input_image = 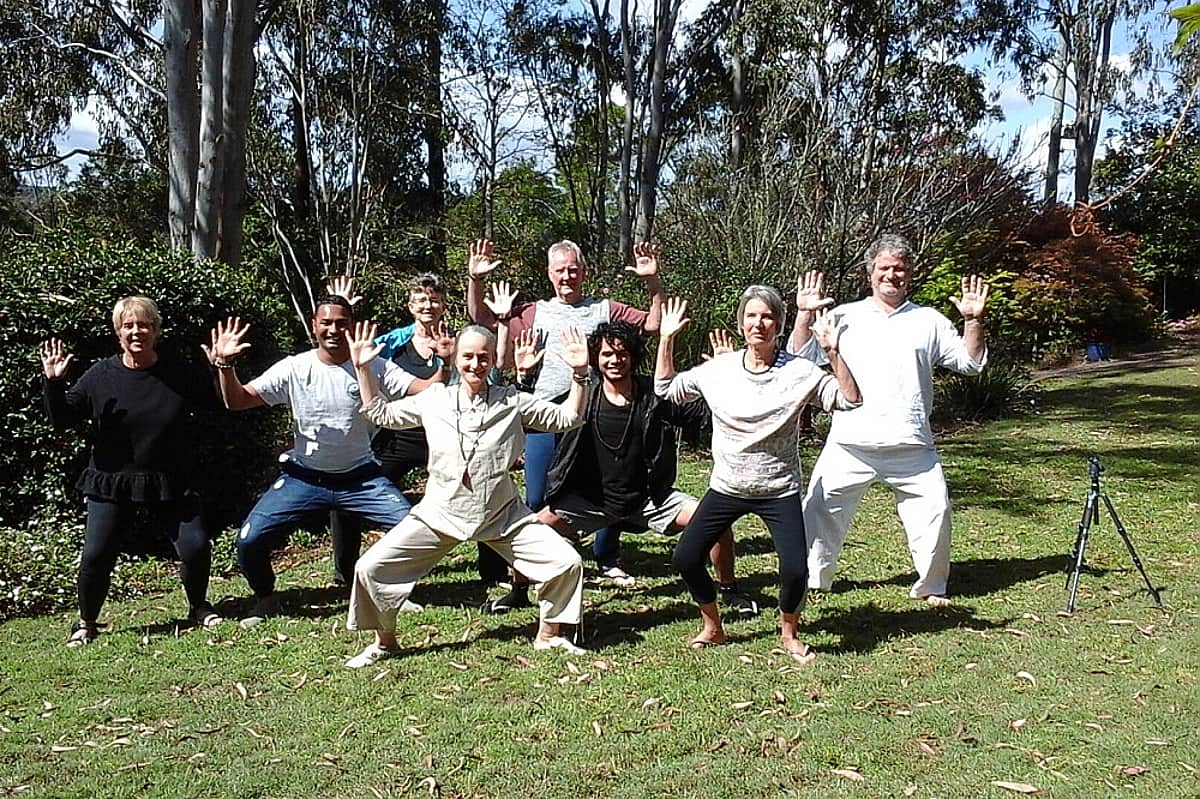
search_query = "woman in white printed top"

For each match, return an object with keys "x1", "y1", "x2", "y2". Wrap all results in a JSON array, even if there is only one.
[
  {"x1": 343, "y1": 322, "x2": 592, "y2": 667},
  {"x1": 654, "y1": 287, "x2": 860, "y2": 663}
]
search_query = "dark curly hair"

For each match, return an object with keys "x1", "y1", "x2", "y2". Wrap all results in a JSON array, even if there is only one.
[
  {"x1": 588, "y1": 321, "x2": 645, "y2": 371},
  {"x1": 312, "y1": 294, "x2": 354, "y2": 318}
]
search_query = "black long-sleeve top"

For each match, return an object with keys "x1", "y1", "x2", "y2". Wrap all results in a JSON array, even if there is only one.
[{"x1": 44, "y1": 355, "x2": 218, "y2": 502}]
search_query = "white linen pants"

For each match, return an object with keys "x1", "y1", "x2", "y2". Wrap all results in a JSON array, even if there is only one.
[
  {"x1": 804, "y1": 442, "x2": 952, "y2": 598},
  {"x1": 348, "y1": 517, "x2": 584, "y2": 632}
]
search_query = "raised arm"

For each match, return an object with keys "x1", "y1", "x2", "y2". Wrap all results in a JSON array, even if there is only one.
[
  {"x1": 466, "y1": 239, "x2": 503, "y2": 327},
  {"x1": 518, "y1": 328, "x2": 589, "y2": 431},
  {"x1": 326, "y1": 275, "x2": 363, "y2": 307},
  {"x1": 654, "y1": 297, "x2": 689, "y2": 384},
  {"x1": 41, "y1": 338, "x2": 84, "y2": 425},
  {"x1": 511, "y1": 327, "x2": 545, "y2": 390},
  {"x1": 949, "y1": 275, "x2": 988, "y2": 364},
  {"x1": 788, "y1": 270, "x2": 835, "y2": 353},
  {"x1": 484, "y1": 279, "x2": 519, "y2": 371},
  {"x1": 405, "y1": 321, "x2": 453, "y2": 393},
  {"x1": 202, "y1": 317, "x2": 264, "y2": 411},
  {"x1": 812, "y1": 308, "x2": 859, "y2": 405},
  {"x1": 627, "y1": 241, "x2": 666, "y2": 334}
]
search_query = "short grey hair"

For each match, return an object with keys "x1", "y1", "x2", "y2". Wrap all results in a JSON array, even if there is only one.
[
  {"x1": 864, "y1": 234, "x2": 916, "y2": 273},
  {"x1": 547, "y1": 239, "x2": 588, "y2": 270},
  {"x1": 736, "y1": 285, "x2": 786, "y2": 339},
  {"x1": 455, "y1": 324, "x2": 497, "y2": 356}
]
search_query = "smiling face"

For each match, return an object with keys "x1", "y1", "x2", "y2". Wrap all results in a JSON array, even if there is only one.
[
  {"x1": 407, "y1": 288, "x2": 445, "y2": 326},
  {"x1": 739, "y1": 298, "x2": 779, "y2": 347},
  {"x1": 547, "y1": 249, "x2": 586, "y2": 303},
  {"x1": 116, "y1": 311, "x2": 159, "y2": 357},
  {"x1": 311, "y1": 302, "x2": 353, "y2": 357},
  {"x1": 455, "y1": 330, "x2": 495, "y2": 392},
  {"x1": 869, "y1": 250, "x2": 912, "y2": 309},
  {"x1": 596, "y1": 338, "x2": 632, "y2": 384}
]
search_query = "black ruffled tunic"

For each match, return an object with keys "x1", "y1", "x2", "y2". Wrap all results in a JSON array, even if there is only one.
[{"x1": 44, "y1": 355, "x2": 218, "y2": 503}]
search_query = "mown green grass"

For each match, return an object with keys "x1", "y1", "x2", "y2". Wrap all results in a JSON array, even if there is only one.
[{"x1": 2, "y1": 356, "x2": 1198, "y2": 798}]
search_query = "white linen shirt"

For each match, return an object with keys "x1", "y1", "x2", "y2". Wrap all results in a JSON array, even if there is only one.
[
  {"x1": 794, "y1": 298, "x2": 986, "y2": 448},
  {"x1": 362, "y1": 384, "x2": 582, "y2": 540}
]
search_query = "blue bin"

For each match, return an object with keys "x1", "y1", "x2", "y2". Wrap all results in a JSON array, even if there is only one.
[{"x1": 1085, "y1": 342, "x2": 1109, "y2": 361}]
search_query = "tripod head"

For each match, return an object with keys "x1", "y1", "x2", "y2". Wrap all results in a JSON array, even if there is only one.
[{"x1": 1088, "y1": 456, "x2": 1104, "y2": 485}]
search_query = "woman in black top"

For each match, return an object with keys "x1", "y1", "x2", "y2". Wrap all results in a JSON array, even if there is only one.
[{"x1": 42, "y1": 296, "x2": 222, "y2": 646}]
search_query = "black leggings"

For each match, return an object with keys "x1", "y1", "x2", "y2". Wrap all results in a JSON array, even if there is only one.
[
  {"x1": 672, "y1": 489, "x2": 809, "y2": 613},
  {"x1": 79, "y1": 496, "x2": 212, "y2": 622}
]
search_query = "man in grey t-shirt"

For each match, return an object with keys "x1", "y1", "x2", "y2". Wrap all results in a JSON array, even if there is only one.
[
  {"x1": 467, "y1": 239, "x2": 668, "y2": 609},
  {"x1": 205, "y1": 295, "x2": 449, "y2": 627}
]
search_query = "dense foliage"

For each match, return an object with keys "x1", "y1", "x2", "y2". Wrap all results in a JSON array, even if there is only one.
[{"x1": 0, "y1": 233, "x2": 301, "y2": 617}]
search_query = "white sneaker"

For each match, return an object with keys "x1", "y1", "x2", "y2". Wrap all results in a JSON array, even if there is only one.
[
  {"x1": 600, "y1": 566, "x2": 636, "y2": 589},
  {"x1": 400, "y1": 598, "x2": 424, "y2": 613},
  {"x1": 345, "y1": 643, "x2": 397, "y2": 669},
  {"x1": 533, "y1": 635, "x2": 588, "y2": 655}
]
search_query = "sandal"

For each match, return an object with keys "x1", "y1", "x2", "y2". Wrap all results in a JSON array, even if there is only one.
[
  {"x1": 189, "y1": 604, "x2": 224, "y2": 629},
  {"x1": 66, "y1": 619, "x2": 100, "y2": 648},
  {"x1": 687, "y1": 634, "x2": 728, "y2": 649}
]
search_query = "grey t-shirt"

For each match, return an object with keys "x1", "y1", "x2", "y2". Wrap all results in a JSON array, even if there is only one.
[
  {"x1": 249, "y1": 350, "x2": 415, "y2": 473},
  {"x1": 509, "y1": 298, "x2": 648, "y2": 399}
]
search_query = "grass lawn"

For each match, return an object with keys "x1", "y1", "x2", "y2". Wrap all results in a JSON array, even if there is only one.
[{"x1": 2, "y1": 353, "x2": 1198, "y2": 798}]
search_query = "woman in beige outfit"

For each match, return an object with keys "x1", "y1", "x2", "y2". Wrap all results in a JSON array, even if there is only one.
[{"x1": 344, "y1": 321, "x2": 590, "y2": 667}]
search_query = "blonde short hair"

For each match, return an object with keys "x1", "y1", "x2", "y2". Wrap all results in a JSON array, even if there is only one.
[{"x1": 111, "y1": 296, "x2": 162, "y2": 333}]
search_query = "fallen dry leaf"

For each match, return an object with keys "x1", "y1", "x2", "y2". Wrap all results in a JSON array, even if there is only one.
[
  {"x1": 592, "y1": 720, "x2": 602, "y2": 737},
  {"x1": 773, "y1": 690, "x2": 786, "y2": 705},
  {"x1": 234, "y1": 682, "x2": 249, "y2": 701},
  {"x1": 1118, "y1": 765, "x2": 1148, "y2": 776},
  {"x1": 449, "y1": 662, "x2": 468, "y2": 671},
  {"x1": 990, "y1": 780, "x2": 1040, "y2": 794},
  {"x1": 831, "y1": 768, "x2": 865, "y2": 782},
  {"x1": 1010, "y1": 719, "x2": 1027, "y2": 732},
  {"x1": 1015, "y1": 671, "x2": 1037, "y2": 687},
  {"x1": 903, "y1": 786, "x2": 917, "y2": 797},
  {"x1": 730, "y1": 701, "x2": 754, "y2": 710}
]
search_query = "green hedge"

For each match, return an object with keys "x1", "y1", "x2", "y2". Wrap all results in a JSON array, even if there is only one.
[{"x1": 0, "y1": 232, "x2": 302, "y2": 619}]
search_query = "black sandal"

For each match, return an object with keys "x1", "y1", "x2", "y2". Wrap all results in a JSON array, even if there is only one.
[{"x1": 66, "y1": 619, "x2": 100, "y2": 647}]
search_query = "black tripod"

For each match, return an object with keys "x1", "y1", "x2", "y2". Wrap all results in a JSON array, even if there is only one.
[{"x1": 1064, "y1": 456, "x2": 1163, "y2": 613}]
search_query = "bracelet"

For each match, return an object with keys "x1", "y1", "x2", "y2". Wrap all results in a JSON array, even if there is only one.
[
  {"x1": 571, "y1": 372, "x2": 589, "y2": 384},
  {"x1": 210, "y1": 357, "x2": 237, "y2": 369}
]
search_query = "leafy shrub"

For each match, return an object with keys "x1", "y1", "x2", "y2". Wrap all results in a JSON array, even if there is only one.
[
  {"x1": 932, "y1": 353, "x2": 1039, "y2": 424},
  {"x1": 0, "y1": 232, "x2": 303, "y2": 617}
]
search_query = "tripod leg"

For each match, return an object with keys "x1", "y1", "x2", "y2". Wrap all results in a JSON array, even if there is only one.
[
  {"x1": 1065, "y1": 493, "x2": 1096, "y2": 613},
  {"x1": 1100, "y1": 493, "x2": 1164, "y2": 608}
]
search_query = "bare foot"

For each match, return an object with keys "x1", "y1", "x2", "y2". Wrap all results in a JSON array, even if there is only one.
[
  {"x1": 781, "y1": 640, "x2": 816, "y2": 665},
  {"x1": 924, "y1": 595, "x2": 952, "y2": 608},
  {"x1": 688, "y1": 630, "x2": 728, "y2": 649}
]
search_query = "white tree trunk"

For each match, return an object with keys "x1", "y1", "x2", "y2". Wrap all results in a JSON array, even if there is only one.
[{"x1": 164, "y1": 0, "x2": 199, "y2": 249}]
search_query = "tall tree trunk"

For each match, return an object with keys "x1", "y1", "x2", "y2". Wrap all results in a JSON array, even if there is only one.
[
  {"x1": 216, "y1": 0, "x2": 257, "y2": 267},
  {"x1": 1044, "y1": 32, "x2": 1068, "y2": 206},
  {"x1": 424, "y1": 0, "x2": 447, "y2": 270},
  {"x1": 634, "y1": 0, "x2": 679, "y2": 242},
  {"x1": 1073, "y1": 10, "x2": 1113, "y2": 205},
  {"x1": 192, "y1": 0, "x2": 225, "y2": 259},
  {"x1": 165, "y1": 0, "x2": 199, "y2": 249},
  {"x1": 729, "y1": 0, "x2": 745, "y2": 170},
  {"x1": 617, "y1": 0, "x2": 635, "y2": 259}
]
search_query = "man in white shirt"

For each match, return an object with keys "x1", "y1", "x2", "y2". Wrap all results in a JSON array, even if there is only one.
[
  {"x1": 204, "y1": 295, "x2": 448, "y2": 626},
  {"x1": 789, "y1": 234, "x2": 989, "y2": 605}
]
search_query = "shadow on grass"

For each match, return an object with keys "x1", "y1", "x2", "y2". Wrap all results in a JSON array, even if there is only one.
[
  {"x1": 827, "y1": 554, "x2": 1073, "y2": 598},
  {"x1": 808, "y1": 602, "x2": 1010, "y2": 655}
]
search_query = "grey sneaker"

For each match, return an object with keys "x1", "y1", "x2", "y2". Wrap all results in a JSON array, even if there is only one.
[{"x1": 239, "y1": 594, "x2": 281, "y2": 630}]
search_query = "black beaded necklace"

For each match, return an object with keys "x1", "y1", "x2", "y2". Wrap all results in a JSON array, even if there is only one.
[{"x1": 594, "y1": 385, "x2": 637, "y2": 454}]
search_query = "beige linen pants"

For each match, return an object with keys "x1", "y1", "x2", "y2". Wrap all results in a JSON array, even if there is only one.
[{"x1": 347, "y1": 516, "x2": 584, "y2": 632}]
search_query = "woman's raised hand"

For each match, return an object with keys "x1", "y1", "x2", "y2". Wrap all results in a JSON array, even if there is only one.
[
  {"x1": 40, "y1": 338, "x2": 74, "y2": 379},
  {"x1": 660, "y1": 297, "x2": 690, "y2": 339},
  {"x1": 514, "y1": 328, "x2": 545, "y2": 374},
  {"x1": 811, "y1": 308, "x2": 842, "y2": 353},
  {"x1": 483, "y1": 280, "x2": 518, "y2": 320}
]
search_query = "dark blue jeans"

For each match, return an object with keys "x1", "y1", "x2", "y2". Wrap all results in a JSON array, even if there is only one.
[
  {"x1": 526, "y1": 430, "x2": 617, "y2": 568},
  {"x1": 237, "y1": 462, "x2": 410, "y2": 596}
]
